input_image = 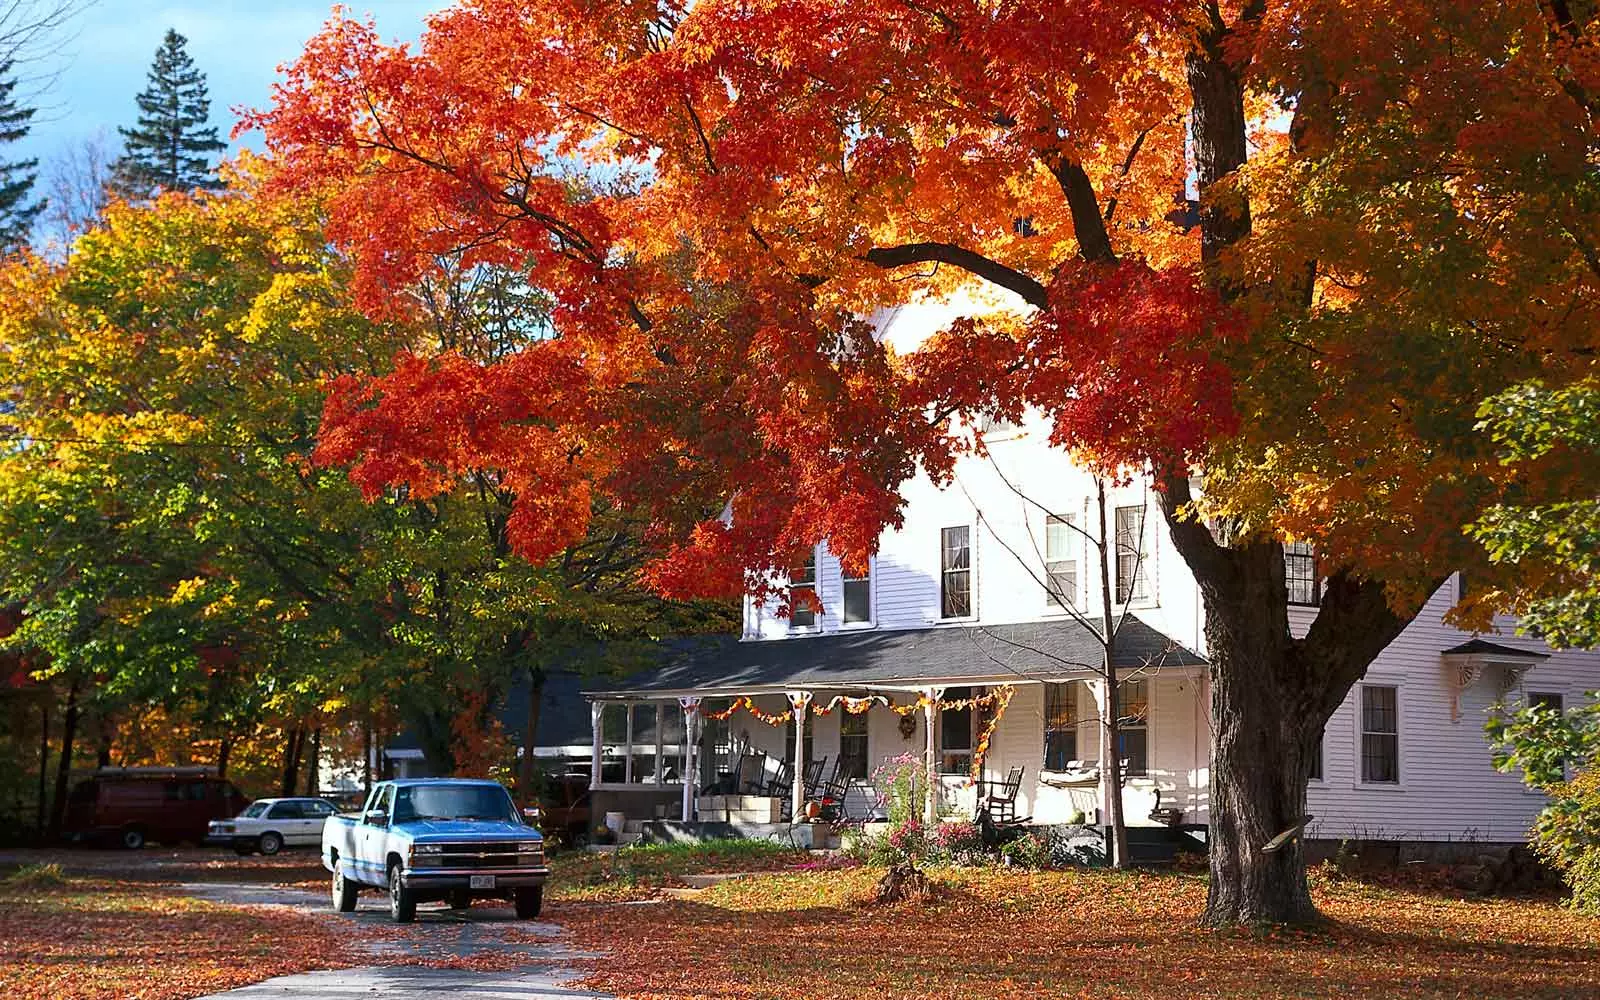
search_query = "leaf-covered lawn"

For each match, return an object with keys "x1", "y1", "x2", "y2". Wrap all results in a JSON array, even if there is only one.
[
  {"x1": 552, "y1": 866, "x2": 1600, "y2": 999},
  {"x1": 0, "y1": 876, "x2": 354, "y2": 1000},
  {"x1": 548, "y1": 840, "x2": 831, "y2": 902}
]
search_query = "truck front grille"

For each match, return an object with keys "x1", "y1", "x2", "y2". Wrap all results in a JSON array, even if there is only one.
[{"x1": 427, "y1": 842, "x2": 542, "y2": 868}]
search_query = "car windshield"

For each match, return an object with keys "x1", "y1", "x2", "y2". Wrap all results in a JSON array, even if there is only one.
[
  {"x1": 393, "y1": 785, "x2": 515, "y2": 824},
  {"x1": 242, "y1": 802, "x2": 270, "y2": 818}
]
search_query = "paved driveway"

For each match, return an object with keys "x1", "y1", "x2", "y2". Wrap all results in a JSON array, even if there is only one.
[{"x1": 184, "y1": 882, "x2": 613, "y2": 999}]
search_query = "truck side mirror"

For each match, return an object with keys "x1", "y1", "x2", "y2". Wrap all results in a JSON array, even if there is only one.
[{"x1": 363, "y1": 809, "x2": 388, "y2": 826}]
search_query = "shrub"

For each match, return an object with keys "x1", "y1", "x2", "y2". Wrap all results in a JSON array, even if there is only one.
[
  {"x1": 999, "y1": 832, "x2": 1050, "y2": 869},
  {"x1": 931, "y1": 820, "x2": 985, "y2": 865},
  {"x1": 3, "y1": 863, "x2": 66, "y2": 890},
  {"x1": 871, "y1": 752, "x2": 927, "y2": 827}
]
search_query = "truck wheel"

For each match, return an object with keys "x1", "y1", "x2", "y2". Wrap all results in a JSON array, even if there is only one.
[
  {"x1": 257, "y1": 832, "x2": 283, "y2": 856},
  {"x1": 388, "y1": 864, "x2": 416, "y2": 923},
  {"x1": 514, "y1": 886, "x2": 543, "y2": 919},
  {"x1": 446, "y1": 890, "x2": 472, "y2": 910},
  {"x1": 331, "y1": 865, "x2": 358, "y2": 913},
  {"x1": 120, "y1": 827, "x2": 146, "y2": 850}
]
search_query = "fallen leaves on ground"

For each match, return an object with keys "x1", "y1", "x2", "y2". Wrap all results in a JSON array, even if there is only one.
[
  {"x1": 548, "y1": 841, "x2": 837, "y2": 902},
  {"x1": 0, "y1": 878, "x2": 357, "y2": 999},
  {"x1": 550, "y1": 866, "x2": 1600, "y2": 1000}
]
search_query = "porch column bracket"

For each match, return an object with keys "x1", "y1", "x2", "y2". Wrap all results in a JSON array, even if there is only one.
[
  {"x1": 589, "y1": 701, "x2": 603, "y2": 792},
  {"x1": 678, "y1": 697, "x2": 701, "y2": 822},
  {"x1": 921, "y1": 687, "x2": 944, "y2": 826},
  {"x1": 787, "y1": 691, "x2": 812, "y2": 820}
]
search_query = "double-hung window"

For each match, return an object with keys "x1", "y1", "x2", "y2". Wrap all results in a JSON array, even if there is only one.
[
  {"x1": 1117, "y1": 679, "x2": 1149, "y2": 776},
  {"x1": 1045, "y1": 514, "x2": 1078, "y2": 609},
  {"x1": 843, "y1": 561, "x2": 871, "y2": 625},
  {"x1": 1360, "y1": 686, "x2": 1399, "y2": 784},
  {"x1": 1044, "y1": 683, "x2": 1077, "y2": 770},
  {"x1": 941, "y1": 526, "x2": 972, "y2": 619},
  {"x1": 789, "y1": 549, "x2": 818, "y2": 628},
  {"x1": 1285, "y1": 541, "x2": 1320, "y2": 607},
  {"x1": 839, "y1": 712, "x2": 869, "y2": 779},
  {"x1": 1114, "y1": 507, "x2": 1148, "y2": 603},
  {"x1": 939, "y1": 686, "x2": 975, "y2": 773}
]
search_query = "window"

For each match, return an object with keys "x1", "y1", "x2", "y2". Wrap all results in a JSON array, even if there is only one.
[
  {"x1": 1285, "y1": 541, "x2": 1319, "y2": 607},
  {"x1": 843, "y1": 561, "x2": 871, "y2": 625},
  {"x1": 1045, "y1": 514, "x2": 1078, "y2": 609},
  {"x1": 1117, "y1": 679, "x2": 1149, "y2": 776},
  {"x1": 1044, "y1": 683, "x2": 1077, "y2": 770},
  {"x1": 789, "y1": 549, "x2": 818, "y2": 628},
  {"x1": 268, "y1": 801, "x2": 303, "y2": 820},
  {"x1": 839, "y1": 712, "x2": 869, "y2": 779},
  {"x1": 1115, "y1": 506, "x2": 1148, "y2": 603},
  {"x1": 939, "y1": 686, "x2": 975, "y2": 773},
  {"x1": 1360, "y1": 686, "x2": 1399, "y2": 784},
  {"x1": 305, "y1": 800, "x2": 335, "y2": 817},
  {"x1": 1457, "y1": 572, "x2": 1469, "y2": 601},
  {"x1": 1530, "y1": 693, "x2": 1565, "y2": 773},
  {"x1": 941, "y1": 526, "x2": 972, "y2": 618},
  {"x1": 1307, "y1": 738, "x2": 1323, "y2": 782}
]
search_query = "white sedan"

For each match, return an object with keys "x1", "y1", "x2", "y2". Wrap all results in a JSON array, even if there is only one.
[{"x1": 208, "y1": 797, "x2": 339, "y2": 855}]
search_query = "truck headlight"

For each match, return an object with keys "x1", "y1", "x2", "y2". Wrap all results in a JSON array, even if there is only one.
[
  {"x1": 412, "y1": 843, "x2": 444, "y2": 855},
  {"x1": 516, "y1": 842, "x2": 541, "y2": 853}
]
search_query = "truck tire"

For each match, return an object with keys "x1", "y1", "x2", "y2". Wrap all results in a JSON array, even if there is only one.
[
  {"x1": 388, "y1": 864, "x2": 416, "y2": 923},
  {"x1": 514, "y1": 886, "x2": 543, "y2": 919},
  {"x1": 120, "y1": 826, "x2": 146, "y2": 850},
  {"x1": 331, "y1": 865, "x2": 358, "y2": 913},
  {"x1": 258, "y1": 831, "x2": 283, "y2": 856}
]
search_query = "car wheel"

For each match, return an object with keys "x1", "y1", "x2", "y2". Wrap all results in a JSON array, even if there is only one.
[
  {"x1": 257, "y1": 831, "x2": 283, "y2": 856},
  {"x1": 514, "y1": 885, "x2": 543, "y2": 920},
  {"x1": 120, "y1": 827, "x2": 146, "y2": 850},
  {"x1": 388, "y1": 864, "x2": 415, "y2": 923},
  {"x1": 331, "y1": 865, "x2": 358, "y2": 913},
  {"x1": 446, "y1": 890, "x2": 472, "y2": 910}
]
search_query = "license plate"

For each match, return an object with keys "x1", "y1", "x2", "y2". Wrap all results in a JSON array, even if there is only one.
[{"x1": 469, "y1": 875, "x2": 496, "y2": 890}]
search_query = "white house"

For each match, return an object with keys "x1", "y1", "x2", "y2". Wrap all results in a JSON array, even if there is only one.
[{"x1": 582, "y1": 299, "x2": 1598, "y2": 853}]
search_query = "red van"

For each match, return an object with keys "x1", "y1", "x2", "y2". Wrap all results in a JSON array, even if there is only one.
[{"x1": 63, "y1": 768, "x2": 249, "y2": 849}]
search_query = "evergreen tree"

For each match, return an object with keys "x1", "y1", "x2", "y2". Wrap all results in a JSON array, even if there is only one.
[
  {"x1": 113, "y1": 29, "x2": 226, "y2": 197},
  {"x1": 0, "y1": 61, "x2": 42, "y2": 250}
]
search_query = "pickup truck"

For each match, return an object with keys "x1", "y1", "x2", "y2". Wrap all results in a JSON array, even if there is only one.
[{"x1": 322, "y1": 778, "x2": 549, "y2": 923}]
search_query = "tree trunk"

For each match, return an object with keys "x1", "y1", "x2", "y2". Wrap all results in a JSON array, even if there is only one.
[
  {"x1": 304, "y1": 726, "x2": 321, "y2": 795},
  {"x1": 411, "y1": 707, "x2": 458, "y2": 777},
  {"x1": 362, "y1": 714, "x2": 374, "y2": 798},
  {"x1": 216, "y1": 733, "x2": 232, "y2": 779},
  {"x1": 518, "y1": 667, "x2": 545, "y2": 806},
  {"x1": 1094, "y1": 480, "x2": 1130, "y2": 869},
  {"x1": 280, "y1": 725, "x2": 302, "y2": 796},
  {"x1": 35, "y1": 699, "x2": 49, "y2": 836},
  {"x1": 48, "y1": 680, "x2": 79, "y2": 839}
]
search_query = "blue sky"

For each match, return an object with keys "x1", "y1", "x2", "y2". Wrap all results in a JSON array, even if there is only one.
[{"x1": 18, "y1": 2, "x2": 446, "y2": 168}]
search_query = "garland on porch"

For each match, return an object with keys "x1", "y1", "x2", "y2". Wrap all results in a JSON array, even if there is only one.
[
  {"x1": 693, "y1": 686, "x2": 1017, "y2": 741},
  {"x1": 968, "y1": 683, "x2": 1017, "y2": 784},
  {"x1": 809, "y1": 694, "x2": 887, "y2": 716},
  {"x1": 698, "y1": 696, "x2": 792, "y2": 726}
]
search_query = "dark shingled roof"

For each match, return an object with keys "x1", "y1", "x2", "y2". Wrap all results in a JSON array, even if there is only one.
[
  {"x1": 1441, "y1": 638, "x2": 1551, "y2": 660},
  {"x1": 584, "y1": 616, "x2": 1205, "y2": 697}
]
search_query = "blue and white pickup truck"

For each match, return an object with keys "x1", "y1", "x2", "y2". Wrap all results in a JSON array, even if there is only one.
[{"x1": 321, "y1": 778, "x2": 549, "y2": 923}]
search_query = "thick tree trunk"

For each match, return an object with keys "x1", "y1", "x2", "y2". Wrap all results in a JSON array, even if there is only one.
[
  {"x1": 304, "y1": 726, "x2": 321, "y2": 795},
  {"x1": 48, "y1": 680, "x2": 79, "y2": 839},
  {"x1": 280, "y1": 725, "x2": 302, "y2": 796},
  {"x1": 518, "y1": 668, "x2": 545, "y2": 806},
  {"x1": 362, "y1": 715, "x2": 374, "y2": 797},
  {"x1": 216, "y1": 733, "x2": 232, "y2": 779}
]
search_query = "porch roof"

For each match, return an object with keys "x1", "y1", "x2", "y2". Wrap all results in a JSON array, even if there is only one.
[{"x1": 584, "y1": 616, "x2": 1205, "y2": 699}]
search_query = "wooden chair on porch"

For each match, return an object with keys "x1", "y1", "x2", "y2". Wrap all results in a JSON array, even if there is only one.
[
  {"x1": 764, "y1": 759, "x2": 794, "y2": 800},
  {"x1": 736, "y1": 751, "x2": 768, "y2": 794},
  {"x1": 820, "y1": 762, "x2": 858, "y2": 821},
  {"x1": 801, "y1": 756, "x2": 829, "y2": 803},
  {"x1": 984, "y1": 766, "x2": 1026, "y2": 824}
]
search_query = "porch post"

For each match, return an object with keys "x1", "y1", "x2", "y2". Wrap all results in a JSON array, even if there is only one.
[
  {"x1": 653, "y1": 703, "x2": 665, "y2": 784},
  {"x1": 623, "y1": 701, "x2": 635, "y2": 784},
  {"x1": 922, "y1": 687, "x2": 944, "y2": 826},
  {"x1": 589, "y1": 701, "x2": 603, "y2": 791},
  {"x1": 787, "y1": 691, "x2": 812, "y2": 820},
  {"x1": 1089, "y1": 678, "x2": 1110, "y2": 826},
  {"x1": 678, "y1": 697, "x2": 700, "y2": 822}
]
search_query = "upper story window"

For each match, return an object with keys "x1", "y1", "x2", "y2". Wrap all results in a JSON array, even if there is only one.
[
  {"x1": 940, "y1": 526, "x2": 972, "y2": 619},
  {"x1": 1045, "y1": 514, "x2": 1078, "y2": 609},
  {"x1": 788, "y1": 548, "x2": 818, "y2": 628},
  {"x1": 1285, "y1": 540, "x2": 1320, "y2": 607},
  {"x1": 1114, "y1": 506, "x2": 1149, "y2": 604},
  {"x1": 1360, "y1": 685, "x2": 1399, "y2": 784},
  {"x1": 842, "y1": 560, "x2": 871, "y2": 625}
]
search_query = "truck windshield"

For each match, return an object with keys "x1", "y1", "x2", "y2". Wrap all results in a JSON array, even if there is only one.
[{"x1": 392, "y1": 785, "x2": 515, "y2": 824}]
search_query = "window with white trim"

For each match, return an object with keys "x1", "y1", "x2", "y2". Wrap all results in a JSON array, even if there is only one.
[
  {"x1": 939, "y1": 686, "x2": 976, "y2": 773},
  {"x1": 1285, "y1": 540, "x2": 1320, "y2": 607},
  {"x1": 839, "y1": 712, "x2": 869, "y2": 779},
  {"x1": 842, "y1": 560, "x2": 871, "y2": 625},
  {"x1": 1045, "y1": 514, "x2": 1078, "y2": 609},
  {"x1": 1114, "y1": 507, "x2": 1148, "y2": 603},
  {"x1": 1307, "y1": 736, "x2": 1323, "y2": 782},
  {"x1": 788, "y1": 548, "x2": 818, "y2": 628},
  {"x1": 1044, "y1": 683, "x2": 1077, "y2": 770},
  {"x1": 941, "y1": 526, "x2": 972, "y2": 619},
  {"x1": 1117, "y1": 679, "x2": 1149, "y2": 776},
  {"x1": 1360, "y1": 685, "x2": 1399, "y2": 784}
]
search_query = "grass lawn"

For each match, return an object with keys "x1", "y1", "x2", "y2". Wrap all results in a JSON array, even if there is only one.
[
  {"x1": 551, "y1": 865, "x2": 1600, "y2": 1000},
  {"x1": 0, "y1": 865, "x2": 354, "y2": 1000},
  {"x1": 547, "y1": 839, "x2": 830, "y2": 902}
]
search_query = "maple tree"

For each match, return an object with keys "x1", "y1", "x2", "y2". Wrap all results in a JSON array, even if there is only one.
[{"x1": 249, "y1": 1, "x2": 1599, "y2": 924}]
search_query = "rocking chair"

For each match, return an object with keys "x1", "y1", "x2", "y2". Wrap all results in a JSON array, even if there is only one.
[{"x1": 984, "y1": 766, "x2": 1026, "y2": 824}]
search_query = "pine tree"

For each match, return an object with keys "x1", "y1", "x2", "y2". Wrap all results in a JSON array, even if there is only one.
[
  {"x1": 113, "y1": 29, "x2": 226, "y2": 198},
  {"x1": 0, "y1": 60, "x2": 42, "y2": 250}
]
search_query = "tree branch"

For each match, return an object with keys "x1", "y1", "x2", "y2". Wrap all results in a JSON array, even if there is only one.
[{"x1": 863, "y1": 242, "x2": 1049, "y2": 309}]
